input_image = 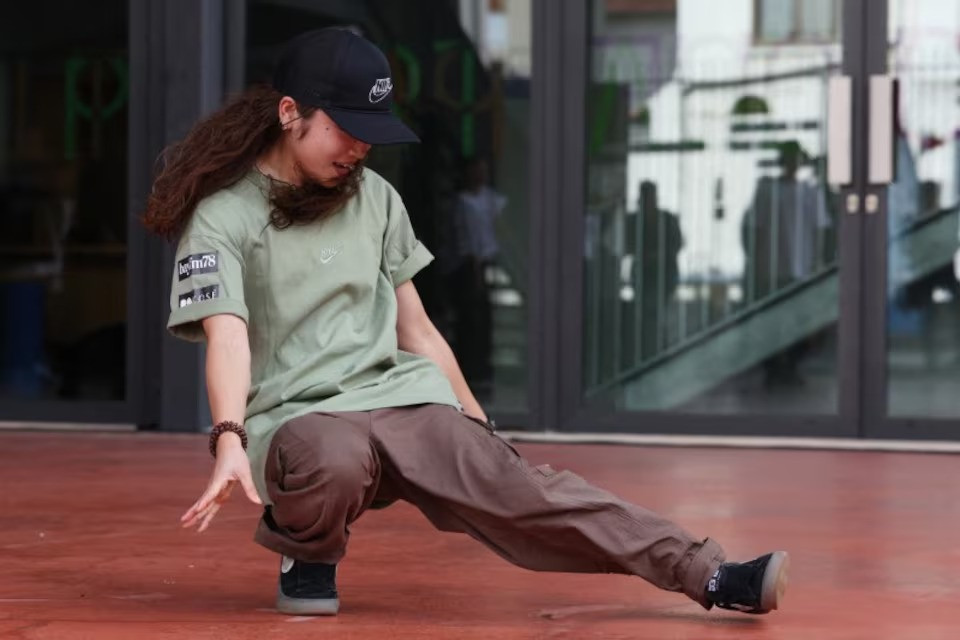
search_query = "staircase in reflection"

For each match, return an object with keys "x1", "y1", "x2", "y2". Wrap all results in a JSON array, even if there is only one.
[{"x1": 584, "y1": 204, "x2": 959, "y2": 411}]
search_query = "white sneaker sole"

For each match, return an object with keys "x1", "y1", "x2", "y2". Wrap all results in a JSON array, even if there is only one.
[
  {"x1": 276, "y1": 587, "x2": 340, "y2": 616},
  {"x1": 758, "y1": 550, "x2": 790, "y2": 613}
]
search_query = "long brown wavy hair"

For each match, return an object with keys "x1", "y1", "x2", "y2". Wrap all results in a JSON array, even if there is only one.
[{"x1": 142, "y1": 85, "x2": 363, "y2": 240}]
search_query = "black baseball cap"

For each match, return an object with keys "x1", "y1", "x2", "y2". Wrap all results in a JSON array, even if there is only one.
[{"x1": 272, "y1": 27, "x2": 419, "y2": 145}]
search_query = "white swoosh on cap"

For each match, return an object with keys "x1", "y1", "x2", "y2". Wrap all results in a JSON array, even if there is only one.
[{"x1": 369, "y1": 78, "x2": 393, "y2": 103}]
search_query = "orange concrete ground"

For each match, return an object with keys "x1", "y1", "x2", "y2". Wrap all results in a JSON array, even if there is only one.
[{"x1": 2, "y1": 429, "x2": 959, "y2": 639}]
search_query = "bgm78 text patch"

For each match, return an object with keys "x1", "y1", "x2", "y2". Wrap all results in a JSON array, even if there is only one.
[
  {"x1": 179, "y1": 285, "x2": 220, "y2": 308},
  {"x1": 177, "y1": 252, "x2": 219, "y2": 281}
]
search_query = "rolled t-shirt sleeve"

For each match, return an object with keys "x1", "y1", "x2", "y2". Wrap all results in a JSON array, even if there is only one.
[
  {"x1": 382, "y1": 185, "x2": 434, "y2": 286},
  {"x1": 167, "y1": 232, "x2": 249, "y2": 342}
]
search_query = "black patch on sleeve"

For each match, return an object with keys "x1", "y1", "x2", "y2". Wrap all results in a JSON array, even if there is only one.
[
  {"x1": 178, "y1": 285, "x2": 220, "y2": 308},
  {"x1": 177, "y1": 252, "x2": 219, "y2": 281}
]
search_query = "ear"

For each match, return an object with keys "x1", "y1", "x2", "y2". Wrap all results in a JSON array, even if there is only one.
[{"x1": 277, "y1": 96, "x2": 300, "y2": 129}]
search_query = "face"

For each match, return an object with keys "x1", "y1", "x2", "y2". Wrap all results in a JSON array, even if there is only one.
[{"x1": 279, "y1": 98, "x2": 371, "y2": 187}]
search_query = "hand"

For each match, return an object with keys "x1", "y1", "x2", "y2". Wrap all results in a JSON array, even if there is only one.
[
  {"x1": 180, "y1": 433, "x2": 262, "y2": 532},
  {"x1": 468, "y1": 411, "x2": 489, "y2": 424}
]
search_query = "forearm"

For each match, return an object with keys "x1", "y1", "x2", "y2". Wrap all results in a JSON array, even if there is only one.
[
  {"x1": 205, "y1": 332, "x2": 251, "y2": 427},
  {"x1": 402, "y1": 325, "x2": 487, "y2": 421}
]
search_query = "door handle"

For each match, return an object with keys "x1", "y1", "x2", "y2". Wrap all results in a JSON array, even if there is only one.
[
  {"x1": 869, "y1": 75, "x2": 896, "y2": 184},
  {"x1": 827, "y1": 75, "x2": 852, "y2": 187}
]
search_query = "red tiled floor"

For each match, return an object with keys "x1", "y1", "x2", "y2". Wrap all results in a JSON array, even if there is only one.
[{"x1": 2, "y1": 430, "x2": 959, "y2": 639}]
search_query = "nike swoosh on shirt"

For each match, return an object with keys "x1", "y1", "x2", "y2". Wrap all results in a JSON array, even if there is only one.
[{"x1": 318, "y1": 245, "x2": 343, "y2": 264}]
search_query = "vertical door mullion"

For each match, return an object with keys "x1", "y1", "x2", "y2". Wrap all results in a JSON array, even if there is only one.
[
  {"x1": 837, "y1": 0, "x2": 870, "y2": 437},
  {"x1": 153, "y1": 0, "x2": 225, "y2": 432},
  {"x1": 530, "y1": 0, "x2": 559, "y2": 431},
  {"x1": 128, "y1": 0, "x2": 166, "y2": 428},
  {"x1": 557, "y1": 0, "x2": 590, "y2": 427},
  {"x1": 859, "y1": 0, "x2": 890, "y2": 437}
]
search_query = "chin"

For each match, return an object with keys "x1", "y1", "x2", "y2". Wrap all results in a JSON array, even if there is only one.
[{"x1": 309, "y1": 168, "x2": 340, "y2": 186}]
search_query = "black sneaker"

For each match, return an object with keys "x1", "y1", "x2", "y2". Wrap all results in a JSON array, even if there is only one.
[
  {"x1": 276, "y1": 556, "x2": 340, "y2": 615},
  {"x1": 705, "y1": 551, "x2": 789, "y2": 614}
]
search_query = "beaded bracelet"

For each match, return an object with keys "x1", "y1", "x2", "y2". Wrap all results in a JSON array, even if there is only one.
[{"x1": 209, "y1": 420, "x2": 248, "y2": 458}]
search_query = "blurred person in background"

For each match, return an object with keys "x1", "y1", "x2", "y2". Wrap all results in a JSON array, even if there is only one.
[
  {"x1": 741, "y1": 141, "x2": 830, "y2": 387},
  {"x1": 443, "y1": 156, "x2": 505, "y2": 397}
]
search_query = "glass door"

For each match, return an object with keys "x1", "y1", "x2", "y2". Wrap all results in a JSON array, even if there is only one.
[
  {"x1": 0, "y1": 1, "x2": 135, "y2": 423},
  {"x1": 863, "y1": 0, "x2": 960, "y2": 437},
  {"x1": 561, "y1": 0, "x2": 862, "y2": 435}
]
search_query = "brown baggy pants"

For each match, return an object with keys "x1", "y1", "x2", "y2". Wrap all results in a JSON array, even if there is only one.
[{"x1": 254, "y1": 404, "x2": 725, "y2": 607}]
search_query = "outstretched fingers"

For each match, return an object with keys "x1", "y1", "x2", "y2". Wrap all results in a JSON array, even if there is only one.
[{"x1": 181, "y1": 480, "x2": 234, "y2": 530}]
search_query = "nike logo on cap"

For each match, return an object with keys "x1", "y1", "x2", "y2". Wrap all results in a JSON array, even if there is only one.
[{"x1": 369, "y1": 77, "x2": 393, "y2": 103}]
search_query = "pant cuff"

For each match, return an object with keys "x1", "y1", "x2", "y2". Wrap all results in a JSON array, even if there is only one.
[
  {"x1": 680, "y1": 537, "x2": 726, "y2": 608},
  {"x1": 253, "y1": 518, "x2": 346, "y2": 565}
]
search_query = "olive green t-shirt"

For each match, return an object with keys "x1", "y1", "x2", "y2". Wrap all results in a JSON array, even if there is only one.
[{"x1": 166, "y1": 168, "x2": 460, "y2": 501}]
